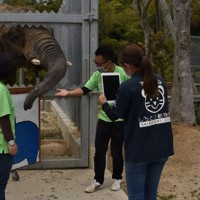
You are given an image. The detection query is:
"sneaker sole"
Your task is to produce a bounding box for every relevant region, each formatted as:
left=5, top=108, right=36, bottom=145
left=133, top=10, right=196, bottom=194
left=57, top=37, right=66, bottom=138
left=85, top=185, right=102, bottom=193
left=110, top=187, right=121, bottom=191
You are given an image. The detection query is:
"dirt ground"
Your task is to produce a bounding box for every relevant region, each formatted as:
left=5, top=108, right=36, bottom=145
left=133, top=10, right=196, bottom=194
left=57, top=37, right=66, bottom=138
left=157, top=124, right=200, bottom=200
left=108, top=124, right=200, bottom=200
left=41, top=110, right=200, bottom=200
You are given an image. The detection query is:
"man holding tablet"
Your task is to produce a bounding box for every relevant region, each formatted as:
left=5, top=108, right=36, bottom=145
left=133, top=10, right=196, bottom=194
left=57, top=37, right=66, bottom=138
left=55, top=45, right=129, bottom=193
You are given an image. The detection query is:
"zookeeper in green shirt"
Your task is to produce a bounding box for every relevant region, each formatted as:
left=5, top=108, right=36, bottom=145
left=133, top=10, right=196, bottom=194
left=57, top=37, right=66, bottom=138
left=0, top=53, right=18, bottom=200
left=55, top=45, right=129, bottom=193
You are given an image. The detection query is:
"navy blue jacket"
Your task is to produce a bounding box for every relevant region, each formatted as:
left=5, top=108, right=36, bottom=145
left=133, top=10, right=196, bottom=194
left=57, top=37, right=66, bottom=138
left=102, top=72, right=174, bottom=162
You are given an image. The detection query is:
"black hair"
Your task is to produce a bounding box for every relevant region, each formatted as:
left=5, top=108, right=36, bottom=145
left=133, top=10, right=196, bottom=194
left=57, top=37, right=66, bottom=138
left=0, top=53, right=14, bottom=83
left=95, top=45, right=115, bottom=62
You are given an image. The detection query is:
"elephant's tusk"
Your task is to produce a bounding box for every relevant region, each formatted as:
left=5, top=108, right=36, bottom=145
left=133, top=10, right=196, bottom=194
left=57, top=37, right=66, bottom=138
left=67, top=61, right=72, bottom=67
left=31, top=58, right=41, bottom=65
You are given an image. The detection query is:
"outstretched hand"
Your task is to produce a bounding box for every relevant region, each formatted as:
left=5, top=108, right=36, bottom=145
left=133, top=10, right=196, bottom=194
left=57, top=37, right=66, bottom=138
left=98, top=93, right=107, bottom=105
left=55, top=89, right=70, bottom=97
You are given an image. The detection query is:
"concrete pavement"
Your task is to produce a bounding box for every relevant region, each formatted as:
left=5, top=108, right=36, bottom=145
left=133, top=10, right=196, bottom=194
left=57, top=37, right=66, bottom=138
left=6, top=169, right=128, bottom=200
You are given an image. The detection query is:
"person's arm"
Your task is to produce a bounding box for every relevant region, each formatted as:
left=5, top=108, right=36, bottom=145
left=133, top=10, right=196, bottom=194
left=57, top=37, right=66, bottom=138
left=55, top=87, right=84, bottom=97
left=0, top=115, right=13, bottom=141
left=0, top=115, right=18, bottom=156
left=102, top=103, right=119, bottom=121
left=98, top=93, right=119, bottom=121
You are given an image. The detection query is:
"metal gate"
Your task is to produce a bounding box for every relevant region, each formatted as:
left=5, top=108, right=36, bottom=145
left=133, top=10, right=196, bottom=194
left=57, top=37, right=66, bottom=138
left=0, top=0, right=98, bottom=168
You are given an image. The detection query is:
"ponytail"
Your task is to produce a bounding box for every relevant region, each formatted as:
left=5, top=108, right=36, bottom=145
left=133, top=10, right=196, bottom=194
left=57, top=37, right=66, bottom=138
left=140, top=56, right=158, bottom=97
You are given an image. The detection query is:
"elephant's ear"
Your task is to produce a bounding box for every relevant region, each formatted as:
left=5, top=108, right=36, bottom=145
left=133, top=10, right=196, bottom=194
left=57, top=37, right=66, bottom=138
left=8, top=26, right=25, bottom=47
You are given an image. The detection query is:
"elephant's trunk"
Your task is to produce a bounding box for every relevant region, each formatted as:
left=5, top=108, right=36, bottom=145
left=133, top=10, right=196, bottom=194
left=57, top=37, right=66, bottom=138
left=23, top=29, right=67, bottom=110
left=24, top=59, right=67, bottom=110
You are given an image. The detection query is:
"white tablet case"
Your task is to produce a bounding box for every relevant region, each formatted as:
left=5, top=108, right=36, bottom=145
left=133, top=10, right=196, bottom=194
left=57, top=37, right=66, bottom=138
left=101, top=72, right=121, bottom=103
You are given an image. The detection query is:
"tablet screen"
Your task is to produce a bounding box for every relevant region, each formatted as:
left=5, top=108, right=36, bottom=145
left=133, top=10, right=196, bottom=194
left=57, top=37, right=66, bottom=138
left=101, top=73, right=120, bottom=103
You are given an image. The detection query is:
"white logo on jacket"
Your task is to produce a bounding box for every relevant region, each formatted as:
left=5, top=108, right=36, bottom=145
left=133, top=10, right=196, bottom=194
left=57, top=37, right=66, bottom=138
left=139, top=80, right=170, bottom=128
left=141, top=80, right=165, bottom=114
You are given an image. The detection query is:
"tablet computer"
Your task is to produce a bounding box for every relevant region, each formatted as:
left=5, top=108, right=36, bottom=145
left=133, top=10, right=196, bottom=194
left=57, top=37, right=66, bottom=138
left=101, top=72, right=121, bottom=103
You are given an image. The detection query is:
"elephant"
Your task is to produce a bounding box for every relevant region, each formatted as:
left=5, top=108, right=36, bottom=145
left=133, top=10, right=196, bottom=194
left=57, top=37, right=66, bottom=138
left=0, top=25, right=71, bottom=110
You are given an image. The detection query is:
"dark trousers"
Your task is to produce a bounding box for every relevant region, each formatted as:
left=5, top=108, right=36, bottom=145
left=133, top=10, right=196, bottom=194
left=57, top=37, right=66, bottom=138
left=0, top=153, right=13, bottom=200
left=94, top=119, right=124, bottom=184
left=125, top=158, right=168, bottom=200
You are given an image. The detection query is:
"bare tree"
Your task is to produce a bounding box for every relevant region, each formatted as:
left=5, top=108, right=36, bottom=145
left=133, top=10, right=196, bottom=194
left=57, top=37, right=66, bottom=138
left=169, top=0, right=195, bottom=124
left=159, top=0, right=175, bottom=41
left=133, top=0, right=196, bottom=124
left=132, top=0, right=152, bottom=56
left=155, top=0, right=162, bottom=32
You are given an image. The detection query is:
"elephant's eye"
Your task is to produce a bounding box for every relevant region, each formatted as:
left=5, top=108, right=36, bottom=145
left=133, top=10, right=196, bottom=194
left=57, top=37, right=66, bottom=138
left=7, top=27, right=25, bottom=47
left=13, top=34, right=22, bottom=41
left=10, top=32, right=25, bottom=47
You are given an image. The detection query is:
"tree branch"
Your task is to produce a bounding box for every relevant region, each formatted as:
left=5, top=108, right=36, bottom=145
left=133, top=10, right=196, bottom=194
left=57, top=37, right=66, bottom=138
left=159, top=0, right=175, bottom=41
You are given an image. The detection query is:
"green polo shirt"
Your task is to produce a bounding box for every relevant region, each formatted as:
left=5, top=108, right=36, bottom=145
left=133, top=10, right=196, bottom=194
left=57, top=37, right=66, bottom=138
left=84, top=64, right=129, bottom=122
left=0, top=81, right=15, bottom=154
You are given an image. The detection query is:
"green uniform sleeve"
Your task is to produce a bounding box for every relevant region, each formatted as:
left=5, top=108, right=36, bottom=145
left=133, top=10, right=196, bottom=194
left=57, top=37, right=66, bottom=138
left=0, top=87, right=11, bottom=117
left=84, top=71, right=102, bottom=92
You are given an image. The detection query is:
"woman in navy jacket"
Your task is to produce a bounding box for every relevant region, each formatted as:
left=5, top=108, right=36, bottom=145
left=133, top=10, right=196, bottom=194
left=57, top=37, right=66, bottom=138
left=99, top=43, right=174, bottom=200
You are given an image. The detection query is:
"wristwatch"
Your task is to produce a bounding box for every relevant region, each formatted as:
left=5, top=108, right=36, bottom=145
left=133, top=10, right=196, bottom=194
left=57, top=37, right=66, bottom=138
left=8, top=140, right=15, bottom=146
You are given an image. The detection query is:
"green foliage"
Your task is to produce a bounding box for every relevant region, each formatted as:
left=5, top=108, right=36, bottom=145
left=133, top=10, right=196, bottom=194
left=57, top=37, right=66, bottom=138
left=3, top=0, right=62, bottom=12
left=148, top=31, right=174, bottom=81
left=16, top=68, right=47, bottom=86
left=191, top=1, right=200, bottom=35
left=99, top=0, right=144, bottom=62
left=34, top=0, right=62, bottom=13
left=99, top=0, right=174, bottom=80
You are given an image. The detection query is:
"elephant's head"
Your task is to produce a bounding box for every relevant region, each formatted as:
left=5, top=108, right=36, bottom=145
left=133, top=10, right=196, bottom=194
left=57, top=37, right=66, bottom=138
left=0, top=25, right=71, bottom=110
